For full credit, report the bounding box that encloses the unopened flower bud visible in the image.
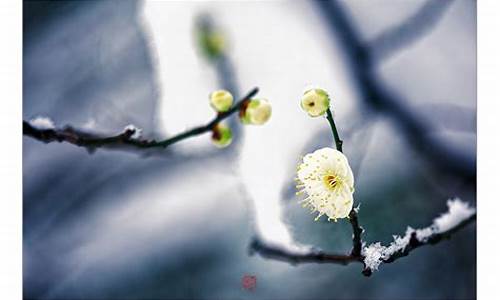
[209,90,233,112]
[240,99,272,125]
[211,123,233,148]
[300,88,330,117]
[196,16,226,60]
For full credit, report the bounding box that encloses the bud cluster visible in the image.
[208,90,272,148]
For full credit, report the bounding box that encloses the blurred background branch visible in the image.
[314,0,475,183]
[369,0,454,62]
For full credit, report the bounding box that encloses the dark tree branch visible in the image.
[250,211,476,277]
[313,0,475,183]
[249,238,362,266]
[369,0,454,62]
[348,209,363,257]
[23,87,258,153]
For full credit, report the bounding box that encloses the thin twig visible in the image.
[325,108,343,152]
[23,88,258,153]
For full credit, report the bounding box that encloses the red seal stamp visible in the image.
[241,274,256,291]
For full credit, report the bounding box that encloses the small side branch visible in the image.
[325,108,343,152]
[23,87,258,153]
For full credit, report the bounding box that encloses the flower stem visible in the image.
[325,107,362,257]
[325,108,343,152]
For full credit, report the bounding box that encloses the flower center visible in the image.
[323,174,340,191]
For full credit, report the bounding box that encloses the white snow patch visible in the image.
[361,242,385,271]
[362,198,475,272]
[433,198,476,233]
[414,226,434,242]
[29,116,55,130]
[82,119,96,130]
[124,124,143,139]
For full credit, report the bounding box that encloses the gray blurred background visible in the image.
[23,1,476,299]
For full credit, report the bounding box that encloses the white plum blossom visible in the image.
[29,116,55,130]
[296,147,355,221]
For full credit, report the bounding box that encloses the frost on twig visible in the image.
[362,198,476,274]
[433,198,476,232]
[124,124,143,140]
[29,116,55,130]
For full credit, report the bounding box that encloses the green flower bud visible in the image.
[209,90,233,112]
[240,99,272,125]
[211,123,233,148]
[196,16,226,60]
[300,88,330,117]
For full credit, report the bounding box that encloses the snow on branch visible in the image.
[250,198,476,277]
[23,87,259,154]
[362,198,476,275]
[29,116,56,130]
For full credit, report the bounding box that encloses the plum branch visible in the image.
[23,87,258,153]
[250,200,476,277]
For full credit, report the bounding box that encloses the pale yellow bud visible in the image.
[240,99,272,125]
[300,88,330,117]
[209,90,233,112]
